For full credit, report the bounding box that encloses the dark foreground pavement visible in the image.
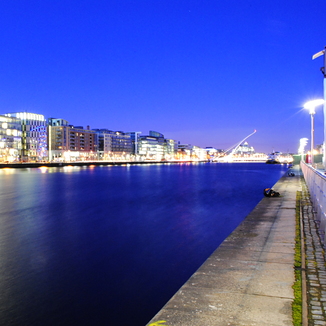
[147,166,303,326]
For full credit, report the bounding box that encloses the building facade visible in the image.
[125,131,142,155]
[0,115,22,162]
[138,131,165,160]
[93,129,132,160]
[5,112,47,162]
[136,131,180,160]
[164,138,178,158]
[0,112,208,163]
[235,141,255,154]
[48,119,97,161]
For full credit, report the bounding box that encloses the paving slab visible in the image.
[149,292,293,326]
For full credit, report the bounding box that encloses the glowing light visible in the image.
[303,100,324,165]
[304,99,325,114]
[299,138,308,154]
[0,168,15,174]
[62,165,74,172]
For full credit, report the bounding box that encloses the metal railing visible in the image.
[301,161,326,243]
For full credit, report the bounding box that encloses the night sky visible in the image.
[0,1,325,153]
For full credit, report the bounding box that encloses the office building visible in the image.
[125,131,142,155]
[5,112,47,162]
[0,115,22,162]
[93,129,132,159]
[164,138,178,157]
[137,131,166,160]
[234,141,255,154]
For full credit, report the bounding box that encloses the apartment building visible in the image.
[48,118,96,161]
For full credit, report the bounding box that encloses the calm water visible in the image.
[0,162,288,325]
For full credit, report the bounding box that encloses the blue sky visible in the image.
[0,0,325,153]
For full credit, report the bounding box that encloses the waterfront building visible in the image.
[164,138,178,160]
[93,129,132,160]
[192,146,208,161]
[93,129,112,160]
[177,143,207,161]
[48,119,69,160]
[5,112,47,162]
[234,141,255,154]
[138,131,166,160]
[125,131,142,155]
[48,118,97,161]
[177,143,192,160]
[125,131,177,160]
[109,131,132,156]
[0,115,22,162]
[205,147,225,160]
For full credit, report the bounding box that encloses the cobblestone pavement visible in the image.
[301,178,326,326]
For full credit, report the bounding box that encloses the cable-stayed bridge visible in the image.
[213,130,268,163]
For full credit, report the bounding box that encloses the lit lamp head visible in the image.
[304,99,325,114]
[299,138,308,154]
[303,99,324,165]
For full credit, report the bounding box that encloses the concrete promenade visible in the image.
[147,166,306,326]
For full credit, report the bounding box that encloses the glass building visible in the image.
[125,131,142,155]
[138,131,165,159]
[0,115,22,162]
[235,141,255,154]
[164,138,178,157]
[93,129,132,159]
[5,112,47,162]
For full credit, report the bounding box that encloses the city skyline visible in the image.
[0,1,325,153]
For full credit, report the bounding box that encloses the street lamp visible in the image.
[312,47,326,166]
[299,138,309,162]
[304,99,325,165]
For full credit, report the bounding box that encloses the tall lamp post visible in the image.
[312,47,326,166]
[304,99,325,165]
[299,138,308,162]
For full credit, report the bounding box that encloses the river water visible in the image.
[0,162,288,325]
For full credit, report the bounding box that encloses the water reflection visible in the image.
[0,163,288,325]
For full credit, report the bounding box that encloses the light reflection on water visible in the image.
[0,163,288,325]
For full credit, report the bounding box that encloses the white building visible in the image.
[5,112,47,162]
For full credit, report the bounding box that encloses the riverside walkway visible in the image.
[147,165,326,326]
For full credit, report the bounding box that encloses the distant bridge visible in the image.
[214,130,259,162]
